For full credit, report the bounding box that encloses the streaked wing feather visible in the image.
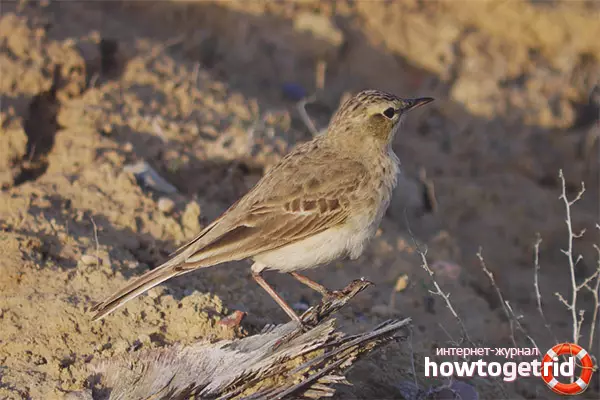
[181,197,351,267]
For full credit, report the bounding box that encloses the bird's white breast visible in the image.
[253,149,400,274]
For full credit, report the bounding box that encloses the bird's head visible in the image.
[327,89,434,146]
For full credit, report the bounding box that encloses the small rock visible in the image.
[64,390,93,400]
[182,201,202,233]
[394,274,409,292]
[292,301,310,312]
[81,254,99,266]
[217,310,246,328]
[100,123,113,135]
[294,12,343,48]
[124,161,177,194]
[157,197,175,214]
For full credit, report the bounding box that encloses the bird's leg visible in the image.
[252,272,303,325]
[289,272,346,301]
[289,272,329,296]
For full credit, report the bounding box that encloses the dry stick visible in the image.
[405,218,509,399]
[191,62,200,90]
[555,169,586,345]
[408,328,418,389]
[90,217,100,267]
[586,224,600,352]
[437,323,460,347]
[477,248,518,349]
[533,234,558,344]
[503,301,540,354]
[297,94,319,136]
[297,60,326,137]
[478,249,541,355]
[315,60,326,91]
[404,215,473,345]
[145,34,185,62]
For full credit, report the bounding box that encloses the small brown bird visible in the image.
[91,90,433,323]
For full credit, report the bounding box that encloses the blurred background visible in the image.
[0,1,598,398]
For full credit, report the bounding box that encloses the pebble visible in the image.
[81,254,99,266]
[394,274,409,292]
[157,197,175,214]
[124,161,177,194]
[217,310,246,328]
[293,12,343,48]
[183,201,202,232]
[64,390,93,400]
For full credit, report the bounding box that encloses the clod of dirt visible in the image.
[182,200,202,235]
[157,197,176,214]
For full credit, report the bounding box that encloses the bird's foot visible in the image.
[323,290,346,302]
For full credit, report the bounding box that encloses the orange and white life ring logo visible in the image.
[541,343,595,395]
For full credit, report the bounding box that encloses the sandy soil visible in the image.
[0,1,598,399]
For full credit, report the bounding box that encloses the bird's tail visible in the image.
[90,262,184,321]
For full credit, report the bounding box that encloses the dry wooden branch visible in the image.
[73,280,410,400]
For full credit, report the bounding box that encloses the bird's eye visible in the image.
[382,107,396,119]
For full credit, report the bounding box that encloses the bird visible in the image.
[91,90,434,324]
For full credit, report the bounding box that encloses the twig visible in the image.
[315,60,326,91]
[296,94,319,136]
[577,309,585,344]
[437,323,459,347]
[143,34,185,63]
[503,301,540,354]
[478,248,540,355]
[477,248,518,349]
[191,62,200,91]
[418,167,438,213]
[405,214,473,345]
[88,73,99,89]
[532,234,557,343]
[408,328,418,388]
[557,169,586,345]
[90,216,100,267]
[587,224,600,352]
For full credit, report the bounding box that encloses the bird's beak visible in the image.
[402,97,435,112]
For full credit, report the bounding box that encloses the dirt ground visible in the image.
[0,1,599,399]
